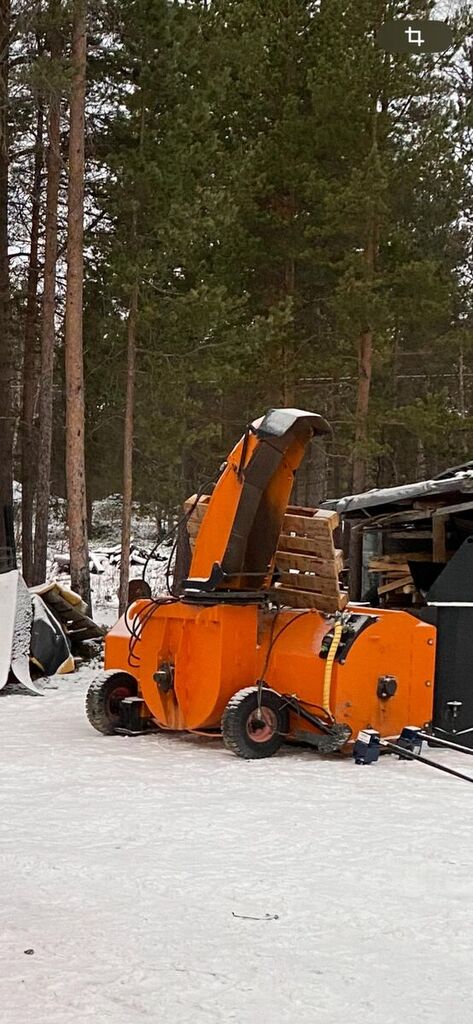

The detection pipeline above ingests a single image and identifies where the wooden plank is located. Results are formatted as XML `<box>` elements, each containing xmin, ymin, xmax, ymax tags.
<box><xmin>369</xmin><ymin>563</ymin><xmax>411</xmax><ymax>574</ymax></box>
<box><xmin>184</xmin><ymin>494</ymin><xmax>210</xmax><ymax>516</ymax></box>
<box><xmin>283</xmin><ymin>513</ymin><xmax>335</xmax><ymax>540</ymax></box>
<box><xmin>186</xmin><ymin>507</ymin><xmax>208</xmax><ymax>526</ymax></box>
<box><xmin>184</xmin><ymin>495</ymin><xmax>199</xmax><ymax>516</ymax></box>
<box><xmin>190</xmin><ymin>509</ymin><xmax>207</xmax><ymax>526</ymax></box>
<box><xmin>187</xmin><ymin>521</ymin><xmax>202</xmax><ymax>538</ymax></box>
<box><xmin>368</xmin><ymin>552</ymin><xmax>433</xmax><ymax>567</ymax></box>
<box><xmin>286</xmin><ymin>507</ymin><xmax>339</xmax><ymax>530</ymax></box>
<box><xmin>368</xmin><ymin>508</ymin><xmax>432</xmax><ymax>525</ymax></box>
<box><xmin>377</xmin><ymin>575</ymin><xmax>413</xmax><ymax>595</ymax></box>
<box><xmin>286</xmin><ymin>504</ymin><xmax>321</xmax><ymax>518</ymax></box>
<box><xmin>272</xmin><ymin>587</ymin><xmax>348</xmax><ymax>612</ymax></box>
<box><xmin>278</xmin><ymin>571</ymin><xmax>341</xmax><ymax>597</ymax></box>
<box><xmin>278</xmin><ymin>534</ymin><xmax>337</xmax><ymax>559</ymax></box>
<box><xmin>432</xmin><ymin>499</ymin><xmax>473</xmax><ymax>517</ymax></box>
<box><xmin>275</xmin><ymin>550</ymin><xmax>343</xmax><ymax>578</ymax></box>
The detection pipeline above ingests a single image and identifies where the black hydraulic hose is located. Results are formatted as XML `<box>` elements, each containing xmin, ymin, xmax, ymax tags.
<box><xmin>382</xmin><ymin>741</ymin><xmax>473</xmax><ymax>785</ymax></box>
<box><xmin>282</xmin><ymin>695</ymin><xmax>333</xmax><ymax>735</ymax></box>
<box><xmin>419</xmin><ymin>733</ymin><xmax>473</xmax><ymax>758</ymax></box>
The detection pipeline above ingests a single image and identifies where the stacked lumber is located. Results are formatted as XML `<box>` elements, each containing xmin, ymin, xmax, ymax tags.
<box><xmin>184</xmin><ymin>496</ymin><xmax>347</xmax><ymax>613</ymax></box>
<box><xmin>368</xmin><ymin>552</ymin><xmax>431</xmax><ymax>598</ymax></box>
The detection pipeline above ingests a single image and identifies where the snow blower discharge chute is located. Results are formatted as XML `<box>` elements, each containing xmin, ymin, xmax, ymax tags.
<box><xmin>86</xmin><ymin>406</ymin><xmax>470</xmax><ymax>776</ymax></box>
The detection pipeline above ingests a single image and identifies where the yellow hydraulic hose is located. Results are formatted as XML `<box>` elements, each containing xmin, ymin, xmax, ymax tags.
<box><xmin>322</xmin><ymin>620</ymin><xmax>343</xmax><ymax>721</ymax></box>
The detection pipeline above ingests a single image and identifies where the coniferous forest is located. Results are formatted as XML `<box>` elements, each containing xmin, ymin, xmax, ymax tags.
<box><xmin>0</xmin><ymin>0</ymin><xmax>472</xmax><ymax>602</ymax></box>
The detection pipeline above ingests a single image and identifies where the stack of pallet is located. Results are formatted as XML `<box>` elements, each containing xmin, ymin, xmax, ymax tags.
<box><xmin>184</xmin><ymin>496</ymin><xmax>347</xmax><ymax>614</ymax></box>
<box><xmin>271</xmin><ymin>506</ymin><xmax>346</xmax><ymax>612</ymax></box>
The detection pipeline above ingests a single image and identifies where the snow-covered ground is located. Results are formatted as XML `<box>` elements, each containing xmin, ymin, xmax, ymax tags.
<box><xmin>1</xmin><ymin>673</ymin><xmax>473</xmax><ymax>1024</ymax></box>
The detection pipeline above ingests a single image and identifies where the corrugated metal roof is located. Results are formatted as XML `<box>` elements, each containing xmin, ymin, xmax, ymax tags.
<box><xmin>322</xmin><ymin>471</ymin><xmax>473</xmax><ymax>515</ymax></box>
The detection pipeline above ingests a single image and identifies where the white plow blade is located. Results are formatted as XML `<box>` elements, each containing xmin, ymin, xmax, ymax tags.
<box><xmin>0</xmin><ymin>570</ymin><xmax>43</xmax><ymax>695</ymax></box>
<box><xmin>0</xmin><ymin>570</ymin><xmax>18</xmax><ymax>690</ymax></box>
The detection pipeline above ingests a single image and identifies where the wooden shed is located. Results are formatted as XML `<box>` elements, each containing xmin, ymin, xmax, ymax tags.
<box><xmin>322</xmin><ymin>460</ymin><xmax>473</xmax><ymax>608</ymax></box>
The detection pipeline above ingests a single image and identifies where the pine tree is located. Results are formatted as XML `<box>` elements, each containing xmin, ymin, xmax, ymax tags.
<box><xmin>0</xmin><ymin>0</ymin><xmax>12</xmax><ymax>562</ymax></box>
<box><xmin>65</xmin><ymin>0</ymin><xmax>90</xmax><ymax>606</ymax></box>
<box><xmin>80</xmin><ymin>0</ymin><xmax>473</xmax><ymax>525</ymax></box>
<box><xmin>33</xmin><ymin>0</ymin><xmax>63</xmax><ymax>584</ymax></box>
<box><xmin>21</xmin><ymin>95</ymin><xmax>43</xmax><ymax>584</ymax></box>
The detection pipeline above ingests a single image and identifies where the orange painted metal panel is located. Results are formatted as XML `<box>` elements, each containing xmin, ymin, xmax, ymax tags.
<box><xmin>105</xmin><ymin>600</ymin><xmax>435</xmax><ymax>743</ymax></box>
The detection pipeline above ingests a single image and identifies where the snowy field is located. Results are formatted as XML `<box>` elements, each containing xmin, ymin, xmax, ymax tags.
<box><xmin>1</xmin><ymin>674</ymin><xmax>473</xmax><ymax>1024</ymax></box>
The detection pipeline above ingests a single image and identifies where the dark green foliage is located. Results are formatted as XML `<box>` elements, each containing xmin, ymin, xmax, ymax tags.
<box><xmin>13</xmin><ymin>0</ymin><xmax>473</xmax><ymax>522</ymax></box>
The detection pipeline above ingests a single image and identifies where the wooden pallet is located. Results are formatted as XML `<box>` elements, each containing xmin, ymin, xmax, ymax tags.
<box><xmin>272</xmin><ymin>504</ymin><xmax>346</xmax><ymax>612</ymax></box>
<box><xmin>184</xmin><ymin>495</ymin><xmax>213</xmax><ymax>545</ymax></box>
<box><xmin>184</xmin><ymin>496</ymin><xmax>347</xmax><ymax>613</ymax></box>
<box><xmin>31</xmin><ymin>581</ymin><xmax>106</xmax><ymax>644</ymax></box>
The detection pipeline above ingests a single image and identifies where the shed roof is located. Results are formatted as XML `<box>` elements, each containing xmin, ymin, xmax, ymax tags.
<box><xmin>322</xmin><ymin>467</ymin><xmax>473</xmax><ymax>516</ymax></box>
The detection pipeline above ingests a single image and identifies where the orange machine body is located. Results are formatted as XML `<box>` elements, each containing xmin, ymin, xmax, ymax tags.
<box><xmin>101</xmin><ymin>408</ymin><xmax>436</xmax><ymax>751</ymax></box>
<box><xmin>105</xmin><ymin>601</ymin><xmax>435</xmax><ymax>742</ymax></box>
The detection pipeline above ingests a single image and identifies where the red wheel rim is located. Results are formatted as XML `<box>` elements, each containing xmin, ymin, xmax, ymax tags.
<box><xmin>246</xmin><ymin>706</ymin><xmax>278</xmax><ymax>743</ymax></box>
<box><xmin>107</xmin><ymin>686</ymin><xmax>132</xmax><ymax>715</ymax></box>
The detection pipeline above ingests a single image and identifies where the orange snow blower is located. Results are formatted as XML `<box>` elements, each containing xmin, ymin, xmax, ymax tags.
<box><xmin>86</xmin><ymin>409</ymin><xmax>435</xmax><ymax>758</ymax></box>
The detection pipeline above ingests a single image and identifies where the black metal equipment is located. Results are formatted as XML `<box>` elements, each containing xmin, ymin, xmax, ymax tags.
<box><xmin>382</xmin><ymin>739</ymin><xmax>473</xmax><ymax>785</ymax></box>
<box><xmin>352</xmin><ymin>729</ymin><xmax>381</xmax><ymax>765</ymax></box>
<box><xmin>420</xmin><ymin>732</ymin><xmax>473</xmax><ymax>757</ymax></box>
<box><xmin>351</xmin><ymin>725</ymin><xmax>473</xmax><ymax>784</ymax></box>
<box><xmin>395</xmin><ymin>726</ymin><xmax>423</xmax><ymax>758</ymax></box>
<box><xmin>319</xmin><ymin>613</ymin><xmax>376</xmax><ymax>664</ymax></box>
<box><xmin>116</xmin><ymin>697</ymin><xmax>152</xmax><ymax>735</ymax></box>
<box><xmin>425</xmin><ymin>538</ymin><xmax>473</xmax><ymax>748</ymax></box>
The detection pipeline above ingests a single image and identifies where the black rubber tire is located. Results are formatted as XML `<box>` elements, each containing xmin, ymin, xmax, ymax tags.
<box><xmin>85</xmin><ymin>670</ymin><xmax>138</xmax><ymax>735</ymax></box>
<box><xmin>221</xmin><ymin>687</ymin><xmax>289</xmax><ymax>760</ymax></box>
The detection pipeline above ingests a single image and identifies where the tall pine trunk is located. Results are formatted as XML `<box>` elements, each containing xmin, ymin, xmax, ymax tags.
<box><xmin>0</xmin><ymin>0</ymin><xmax>12</xmax><ymax>559</ymax></box>
<box><xmin>33</xmin><ymin>7</ymin><xmax>62</xmax><ymax>584</ymax></box>
<box><xmin>21</xmin><ymin>102</ymin><xmax>44</xmax><ymax>584</ymax></box>
<box><xmin>118</xmin><ymin>95</ymin><xmax>145</xmax><ymax>615</ymax></box>
<box><xmin>118</xmin><ymin>280</ymin><xmax>138</xmax><ymax>615</ymax></box>
<box><xmin>64</xmin><ymin>0</ymin><xmax>90</xmax><ymax>607</ymax></box>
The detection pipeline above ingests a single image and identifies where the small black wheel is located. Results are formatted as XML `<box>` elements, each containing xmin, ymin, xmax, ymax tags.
<box><xmin>86</xmin><ymin>670</ymin><xmax>138</xmax><ymax>735</ymax></box>
<box><xmin>221</xmin><ymin>687</ymin><xmax>289</xmax><ymax>760</ymax></box>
